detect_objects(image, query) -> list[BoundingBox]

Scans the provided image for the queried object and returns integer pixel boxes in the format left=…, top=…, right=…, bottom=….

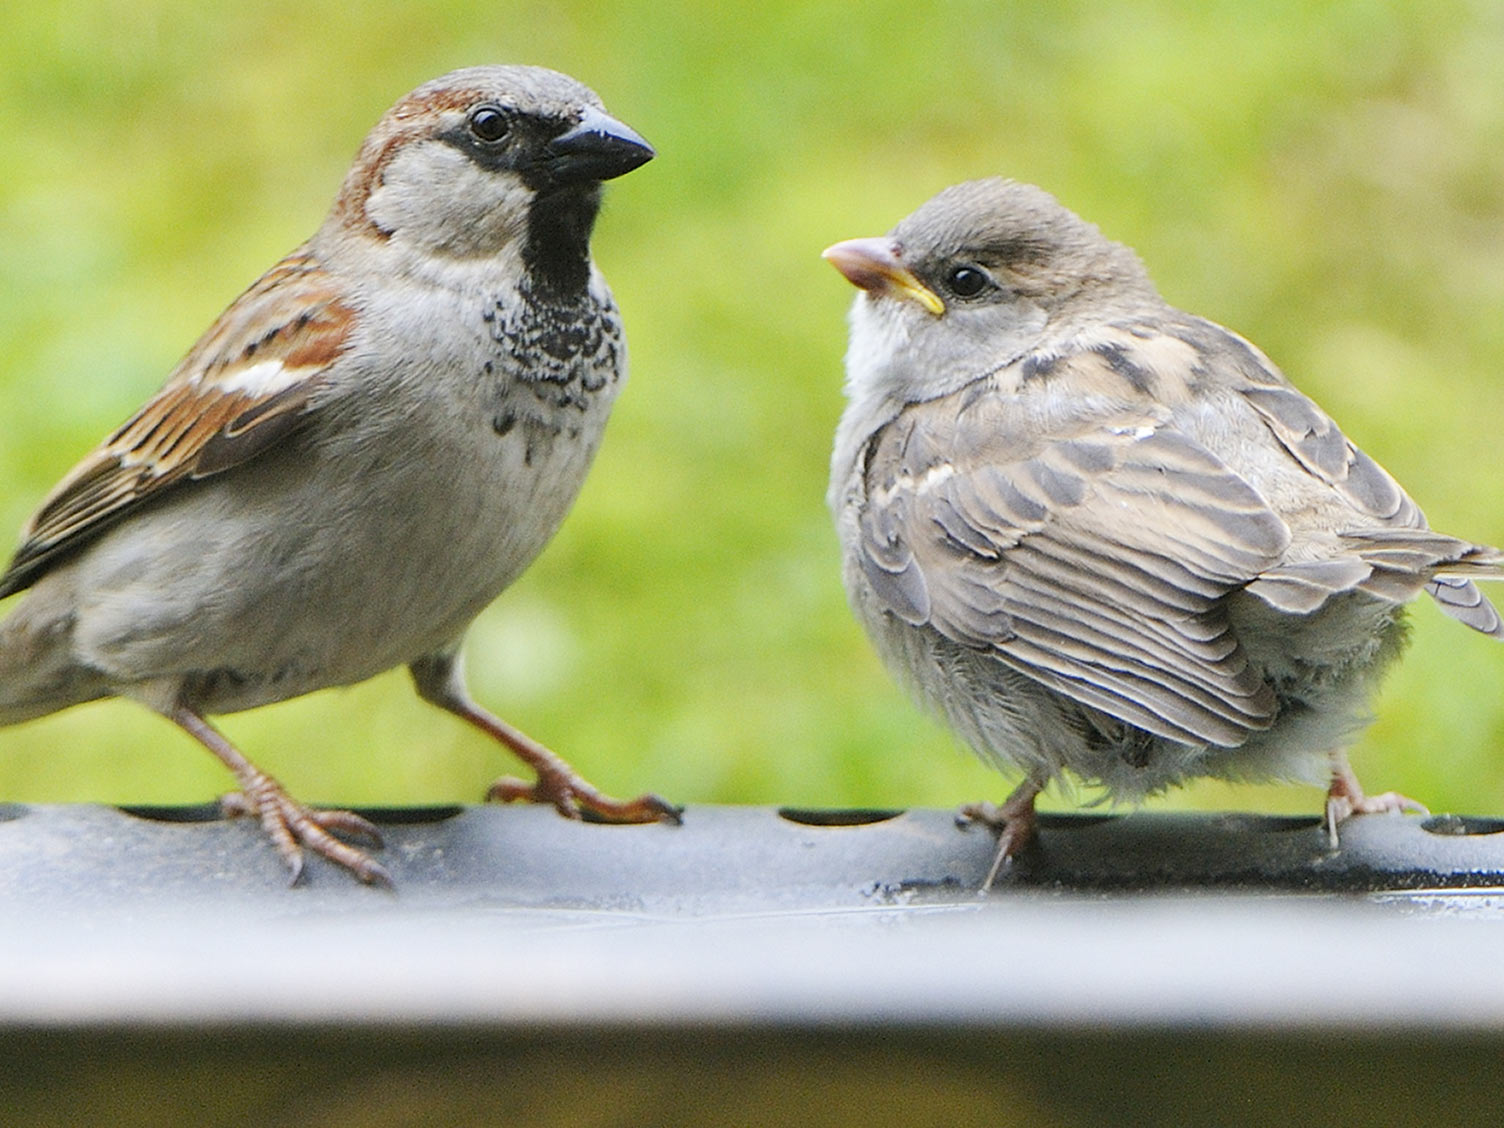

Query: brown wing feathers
left=0, top=249, right=352, bottom=598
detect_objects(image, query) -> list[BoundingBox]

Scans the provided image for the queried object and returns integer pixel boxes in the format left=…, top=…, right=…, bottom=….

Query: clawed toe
left=409, top=670, right=681, bottom=829
left=221, top=786, right=390, bottom=887
left=487, top=771, right=683, bottom=825
left=165, top=703, right=389, bottom=886
left=1324, top=759, right=1428, bottom=849
left=958, top=781, right=1042, bottom=892
left=957, top=799, right=1009, bottom=830
left=1324, top=789, right=1429, bottom=849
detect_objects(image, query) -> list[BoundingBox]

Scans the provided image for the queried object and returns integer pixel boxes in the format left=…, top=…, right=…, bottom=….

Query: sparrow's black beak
left=543, top=106, right=655, bottom=185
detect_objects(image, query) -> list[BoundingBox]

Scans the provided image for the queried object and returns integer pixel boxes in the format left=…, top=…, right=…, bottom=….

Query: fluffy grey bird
left=0, top=65, right=677, bottom=885
left=824, top=178, right=1503, bottom=884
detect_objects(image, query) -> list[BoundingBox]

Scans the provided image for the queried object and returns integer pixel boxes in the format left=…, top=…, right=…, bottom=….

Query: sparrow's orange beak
left=821, top=237, right=945, bottom=316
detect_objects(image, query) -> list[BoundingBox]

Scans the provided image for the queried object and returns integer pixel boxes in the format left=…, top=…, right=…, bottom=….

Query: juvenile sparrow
left=0, top=65, right=677, bottom=885
left=824, top=178, right=1503, bottom=884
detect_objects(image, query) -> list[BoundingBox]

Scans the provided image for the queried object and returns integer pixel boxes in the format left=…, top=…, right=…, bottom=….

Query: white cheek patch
left=367, top=141, right=533, bottom=256
left=366, top=142, right=466, bottom=234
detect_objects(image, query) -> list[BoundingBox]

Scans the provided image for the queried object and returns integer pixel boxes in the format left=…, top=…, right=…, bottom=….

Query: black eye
left=467, top=106, right=510, bottom=143
left=945, top=265, right=990, bottom=298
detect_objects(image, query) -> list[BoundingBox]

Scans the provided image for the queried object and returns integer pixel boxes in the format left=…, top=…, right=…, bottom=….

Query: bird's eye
left=467, top=106, right=511, bottom=143
left=945, top=266, right=990, bottom=298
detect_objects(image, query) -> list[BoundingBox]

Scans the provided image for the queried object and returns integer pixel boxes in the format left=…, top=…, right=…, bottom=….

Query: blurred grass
left=0, top=0, right=1502, bottom=818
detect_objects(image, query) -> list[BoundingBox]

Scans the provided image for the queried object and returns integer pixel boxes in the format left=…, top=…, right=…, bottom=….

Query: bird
left=0, top=64, right=679, bottom=886
left=823, top=177, right=1504, bottom=886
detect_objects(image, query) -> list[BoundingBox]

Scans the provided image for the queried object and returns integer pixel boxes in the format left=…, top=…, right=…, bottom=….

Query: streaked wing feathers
left=859, top=361, right=1292, bottom=747
left=1238, top=384, right=1421, bottom=525
left=1237, top=376, right=1504, bottom=633
left=0, top=247, right=353, bottom=597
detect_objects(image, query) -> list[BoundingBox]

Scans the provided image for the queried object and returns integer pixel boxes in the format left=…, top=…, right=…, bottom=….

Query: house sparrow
left=0, top=65, right=677, bottom=885
left=824, top=178, right=1504, bottom=886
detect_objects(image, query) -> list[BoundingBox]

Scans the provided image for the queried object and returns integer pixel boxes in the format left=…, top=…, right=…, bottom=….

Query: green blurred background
left=0, top=0, right=1502, bottom=819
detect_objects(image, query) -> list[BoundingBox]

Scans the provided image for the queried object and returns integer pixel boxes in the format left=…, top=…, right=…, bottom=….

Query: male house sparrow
left=825, top=178, right=1503, bottom=884
left=0, top=65, right=676, bottom=885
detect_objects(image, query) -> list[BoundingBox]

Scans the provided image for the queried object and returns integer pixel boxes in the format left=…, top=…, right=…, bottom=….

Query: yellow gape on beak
left=822, top=237, right=945, bottom=316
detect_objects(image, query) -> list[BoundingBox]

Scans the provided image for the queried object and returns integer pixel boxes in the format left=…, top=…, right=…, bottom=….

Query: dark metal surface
left=1, top=801, right=1504, bottom=1031
left=7, top=802, right=1504, bottom=1126
left=7, top=800, right=1504, bottom=902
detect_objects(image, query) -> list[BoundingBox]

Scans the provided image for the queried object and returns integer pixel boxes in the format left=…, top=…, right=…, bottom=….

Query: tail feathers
left=0, top=670, right=110, bottom=727
left=0, top=605, right=110, bottom=727
left=1427, top=576, right=1504, bottom=639
left=1245, top=528, right=1504, bottom=639
left=0, top=689, right=109, bottom=728
left=1354, top=529, right=1504, bottom=638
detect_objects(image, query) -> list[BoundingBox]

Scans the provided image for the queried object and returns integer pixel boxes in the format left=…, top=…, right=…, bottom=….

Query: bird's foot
left=1323, top=765, right=1427, bottom=849
left=487, top=764, right=682, bottom=825
left=957, top=780, right=1042, bottom=891
left=220, top=774, right=389, bottom=887
left=163, top=700, right=390, bottom=886
left=409, top=666, right=683, bottom=826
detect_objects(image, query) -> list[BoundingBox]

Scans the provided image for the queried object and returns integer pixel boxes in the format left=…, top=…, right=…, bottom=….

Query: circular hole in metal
left=777, top=807, right=905, bottom=827
left=350, top=805, right=465, bottom=826
left=116, top=803, right=226, bottom=823
left=1422, top=814, right=1504, bottom=837
left=118, top=803, right=467, bottom=826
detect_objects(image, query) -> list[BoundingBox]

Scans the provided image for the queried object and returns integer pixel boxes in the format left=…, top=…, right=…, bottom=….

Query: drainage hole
left=1422, top=814, right=1504, bottom=837
left=348, top=805, right=465, bottom=826
left=116, top=803, right=225, bottom=824
left=115, top=803, right=467, bottom=826
left=777, top=807, right=905, bottom=827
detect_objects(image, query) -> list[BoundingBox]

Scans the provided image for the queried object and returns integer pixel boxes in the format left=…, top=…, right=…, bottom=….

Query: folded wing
left=858, top=367, right=1290, bottom=748
left=0, top=247, right=354, bottom=598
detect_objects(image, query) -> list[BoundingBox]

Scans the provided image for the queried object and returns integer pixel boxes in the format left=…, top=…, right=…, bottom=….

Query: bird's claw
left=220, top=782, right=390, bottom=887
left=486, top=770, right=682, bottom=825
left=1323, top=784, right=1428, bottom=849
left=958, top=783, right=1041, bottom=892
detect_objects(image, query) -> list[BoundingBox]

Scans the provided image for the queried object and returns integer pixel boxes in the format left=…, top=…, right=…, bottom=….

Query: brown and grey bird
left=0, top=65, right=677, bottom=885
left=824, top=178, right=1503, bottom=884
